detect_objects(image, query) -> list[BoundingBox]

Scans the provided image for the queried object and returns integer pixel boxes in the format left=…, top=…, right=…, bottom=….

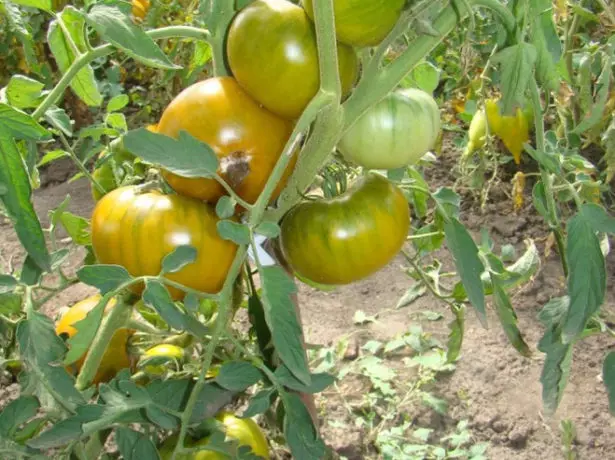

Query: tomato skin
left=132, top=0, right=150, bottom=20
left=141, top=344, right=185, bottom=375
left=280, top=173, right=409, bottom=285
left=157, top=77, right=297, bottom=205
left=339, top=89, right=441, bottom=170
left=91, top=187, right=238, bottom=299
left=159, top=413, right=268, bottom=459
left=227, top=0, right=359, bottom=119
left=55, top=295, right=132, bottom=384
left=302, top=0, right=405, bottom=48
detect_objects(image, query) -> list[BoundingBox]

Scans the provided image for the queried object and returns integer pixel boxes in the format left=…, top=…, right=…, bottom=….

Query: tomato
left=226, top=0, right=359, bottom=119
left=302, top=0, right=405, bottom=48
left=55, top=295, right=132, bottom=384
left=280, top=173, right=409, bottom=285
left=157, top=77, right=297, bottom=205
left=159, top=413, right=268, bottom=459
left=91, top=187, right=238, bottom=299
left=132, top=0, right=150, bottom=20
left=141, top=344, right=186, bottom=375
left=338, top=88, right=441, bottom=170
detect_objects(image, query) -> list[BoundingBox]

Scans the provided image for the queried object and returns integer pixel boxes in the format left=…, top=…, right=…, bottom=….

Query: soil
left=1, top=140, right=614, bottom=460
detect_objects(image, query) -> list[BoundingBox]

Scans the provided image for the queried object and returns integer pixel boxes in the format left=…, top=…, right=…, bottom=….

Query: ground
left=0, top=145, right=613, bottom=459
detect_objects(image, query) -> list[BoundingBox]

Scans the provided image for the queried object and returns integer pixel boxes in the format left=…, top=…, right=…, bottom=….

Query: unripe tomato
left=280, top=173, right=409, bottom=285
left=55, top=295, right=132, bottom=384
left=338, top=88, right=441, bottom=170
left=157, top=77, right=297, bottom=205
left=91, top=187, right=238, bottom=299
left=302, top=0, right=405, bottom=48
left=227, top=0, right=359, bottom=119
left=141, top=343, right=186, bottom=375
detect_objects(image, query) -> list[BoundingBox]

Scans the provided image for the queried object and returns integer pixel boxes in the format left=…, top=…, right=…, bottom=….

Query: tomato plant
left=338, top=88, right=441, bottom=169
left=226, top=0, right=359, bottom=119
left=0, top=0, right=614, bottom=459
left=280, top=173, right=410, bottom=285
left=91, top=186, right=238, bottom=298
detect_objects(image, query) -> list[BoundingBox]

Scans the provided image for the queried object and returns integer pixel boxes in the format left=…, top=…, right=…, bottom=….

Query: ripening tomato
left=55, top=295, right=132, bottom=384
left=91, top=187, right=238, bottom=299
left=132, top=0, right=150, bottom=20
left=227, top=0, right=359, bottom=119
left=140, top=343, right=186, bottom=376
left=280, top=173, right=409, bottom=285
left=157, top=77, right=297, bottom=205
left=302, top=0, right=405, bottom=48
left=338, top=88, right=441, bottom=170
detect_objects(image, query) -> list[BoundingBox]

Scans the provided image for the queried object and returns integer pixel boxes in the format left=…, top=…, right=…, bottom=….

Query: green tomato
left=280, top=173, right=410, bottom=285
left=338, top=88, right=441, bottom=170
left=302, top=0, right=406, bottom=48
left=227, top=0, right=359, bottom=119
left=141, top=343, right=186, bottom=376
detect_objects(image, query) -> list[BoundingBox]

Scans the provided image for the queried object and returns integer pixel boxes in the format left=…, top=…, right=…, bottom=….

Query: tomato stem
left=311, top=0, right=342, bottom=97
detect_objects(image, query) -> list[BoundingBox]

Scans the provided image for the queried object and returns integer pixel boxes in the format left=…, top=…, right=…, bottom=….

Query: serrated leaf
left=47, top=7, right=102, bottom=107
left=6, top=75, right=45, bottom=109
left=215, top=196, right=236, bottom=219
left=579, top=204, right=615, bottom=234
left=77, top=264, right=133, bottom=294
left=116, top=427, right=160, bottom=460
left=142, top=280, right=208, bottom=338
left=259, top=266, right=310, bottom=385
left=44, top=106, right=73, bottom=137
left=444, top=218, right=486, bottom=326
left=86, top=5, right=179, bottom=70
left=603, top=352, right=615, bottom=415
left=215, top=361, right=263, bottom=392
left=282, top=393, right=325, bottom=459
left=123, top=128, right=218, bottom=177
left=492, top=43, right=537, bottom=115
left=0, top=104, right=50, bottom=141
left=160, top=245, right=197, bottom=274
left=0, top=130, right=50, bottom=272
left=217, top=220, right=251, bottom=245
left=562, top=214, right=606, bottom=342
left=491, top=275, right=531, bottom=357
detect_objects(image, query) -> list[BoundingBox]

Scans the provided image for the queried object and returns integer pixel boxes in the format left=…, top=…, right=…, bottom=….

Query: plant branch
left=32, top=26, right=211, bottom=120
left=58, top=132, right=105, bottom=194
left=311, top=0, right=341, bottom=96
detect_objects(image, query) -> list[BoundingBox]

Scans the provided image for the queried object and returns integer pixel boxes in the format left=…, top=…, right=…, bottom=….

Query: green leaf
left=215, top=361, right=263, bottom=392
left=492, top=43, right=538, bottom=115
left=116, top=427, right=160, bottom=460
left=44, top=107, right=73, bottom=137
left=525, top=145, right=561, bottom=175
left=160, top=245, right=197, bottom=274
left=433, top=187, right=460, bottom=220
left=579, top=204, right=615, bottom=234
left=123, top=128, right=218, bottom=178
left=0, top=396, right=39, bottom=438
left=274, top=366, right=334, bottom=394
left=0, top=104, right=50, bottom=141
left=6, top=75, right=45, bottom=109
left=37, top=150, right=69, bottom=167
left=59, top=211, right=91, bottom=245
left=538, top=327, right=573, bottom=414
left=573, top=55, right=612, bottom=134
left=217, top=220, right=251, bottom=245
left=47, top=7, right=102, bottom=107
left=562, top=214, right=606, bottom=342
left=20, top=255, right=43, bottom=286
left=538, top=296, right=569, bottom=327
left=6, top=0, right=52, bottom=11
left=243, top=388, right=276, bottom=418
left=63, top=294, right=109, bottom=366
left=446, top=304, right=464, bottom=363
left=107, top=94, right=129, bottom=113
left=396, top=283, right=427, bottom=309
left=406, top=167, right=430, bottom=218
left=255, top=221, right=281, bottom=239
left=259, top=266, right=310, bottom=385
left=142, top=280, right=208, bottom=338
left=86, top=5, right=179, bottom=70
left=105, top=113, right=127, bottom=132
left=282, top=393, right=325, bottom=459
left=603, top=352, right=615, bottom=415
left=0, top=130, right=50, bottom=272
left=402, top=60, right=441, bottom=94
left=421, top=392, right=448, bottom=415
left=247, top=295, right=274, bottom=367
left=443, top=218, right=486, bottom=326
left=529, top=9, right=561, bottom=93
left=490, top=275, right=531, bottom=357
left=215, top=196, right=236, bottom=219
left=0, top=275, right=19, bottom=294
left=78, top=264, right=133, bottom=294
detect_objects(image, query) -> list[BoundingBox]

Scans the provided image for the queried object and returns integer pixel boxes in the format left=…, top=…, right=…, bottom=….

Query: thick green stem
left=170, top=245, right=247, bottom=460
left=207, top=0, right=234, bottom=76
left=32, top=26, right=211, bottom=120
left=529, top=78, right=569, bottom=277
left=58, top=132, right=105, bottom=194
left=75, top=298, right=133, bottom=390
left=311, top=0, right=341, bottom=96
